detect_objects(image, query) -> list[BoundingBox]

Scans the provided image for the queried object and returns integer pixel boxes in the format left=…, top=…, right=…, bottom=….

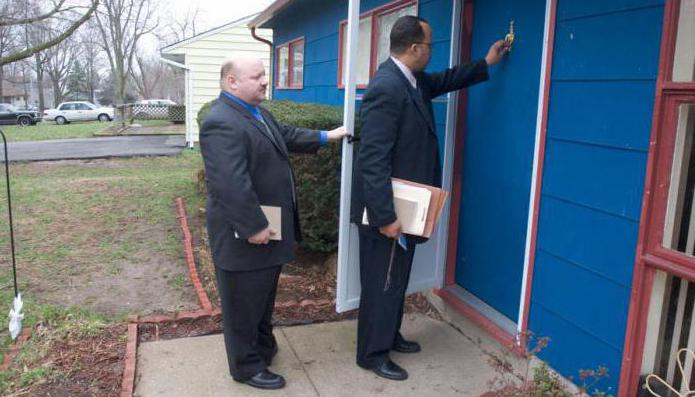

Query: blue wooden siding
left=270, top=0, right=455, bottom=149
left=529, top=0, right=663, bottom=392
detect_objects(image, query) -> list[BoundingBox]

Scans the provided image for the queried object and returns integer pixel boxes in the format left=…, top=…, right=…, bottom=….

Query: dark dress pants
left=215, top=265, right=281, bottom=381
left=356, top=227, right=416, bottom=368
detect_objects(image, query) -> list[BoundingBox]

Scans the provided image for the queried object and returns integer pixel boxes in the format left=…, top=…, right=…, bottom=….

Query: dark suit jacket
left=351, top=58, right=489, bottom=241
left=200, top=93, right=321, bottom=272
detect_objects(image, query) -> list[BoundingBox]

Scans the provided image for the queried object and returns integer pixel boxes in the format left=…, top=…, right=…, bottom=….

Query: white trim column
left=160, top=57, right=194, bottom=148
left=517, top=0, right=555, bottom=337
left=336, top=0, right=362, bottom=313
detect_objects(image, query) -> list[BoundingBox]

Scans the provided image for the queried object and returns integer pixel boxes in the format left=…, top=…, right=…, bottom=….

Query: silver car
left=43, top=101, right=114, bottom=124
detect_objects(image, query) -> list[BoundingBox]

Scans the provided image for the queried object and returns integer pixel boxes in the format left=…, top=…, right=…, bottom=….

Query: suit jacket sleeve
left=423, top=59, right=489, bottom=98
left=200, top=118, right=268, bottom=239
left=358, top=82, right=402, bottom=227
left=262, top=109, right=322, bottom=153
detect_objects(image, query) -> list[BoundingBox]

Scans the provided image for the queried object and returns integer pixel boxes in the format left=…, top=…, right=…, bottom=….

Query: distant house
left=0, top=81, right=28, bottom=107
left=250, top=0, right=695, bottom=395
left=160, top=14, right=272, bottom=145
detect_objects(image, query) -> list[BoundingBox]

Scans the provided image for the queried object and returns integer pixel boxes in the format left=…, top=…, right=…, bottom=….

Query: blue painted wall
left=266, top=0, right=666, bottom=393
left=528, top=0, right=663, bottom=392
left=268, top=0, right=455, bottom=151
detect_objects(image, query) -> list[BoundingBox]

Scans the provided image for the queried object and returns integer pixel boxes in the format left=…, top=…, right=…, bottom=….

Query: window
left=672, top=0, right=695, bottom=82
left=291, top=41, right=304, bottom=87
left=624, top=1, right=695, bottom=395
left=338, top=0, right=417, bottom=88
left=663, top=104, right=695, bottom=256
left=278, top=46, right=289, bottom=88
left=641, top=271, right=695, bottom=393
left=375, top=4, right=418, bottom=67
left=59, top=104, right=74, bottom=111
left=276, top=38, right=304, bottom=89
left=339, top=16, right=373, bottom=87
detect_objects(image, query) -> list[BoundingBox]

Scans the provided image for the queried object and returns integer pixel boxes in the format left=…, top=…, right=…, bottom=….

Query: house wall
left=0, top=95, right=26, bottom=107
left=528, top=0, right=664, bottom=392
left=271, top=0, right=457, bottom=151
left=163, top=25, right=272, bottom=139
left=268, top=0, right=668, bottom=392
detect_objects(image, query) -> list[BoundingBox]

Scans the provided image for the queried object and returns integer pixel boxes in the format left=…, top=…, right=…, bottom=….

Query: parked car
left=133, top=99, right=178, bottom=119
left=0, top=103, right=41, bottom=126
left=43, top=101, right=114, bottom=124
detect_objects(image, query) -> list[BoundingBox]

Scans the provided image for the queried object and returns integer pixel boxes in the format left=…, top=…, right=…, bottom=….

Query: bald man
left=200, top=57, right=346, bottom=390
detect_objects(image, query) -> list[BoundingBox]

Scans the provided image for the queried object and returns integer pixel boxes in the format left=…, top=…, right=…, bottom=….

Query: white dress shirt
left=390, top=56, right=417, bottom=89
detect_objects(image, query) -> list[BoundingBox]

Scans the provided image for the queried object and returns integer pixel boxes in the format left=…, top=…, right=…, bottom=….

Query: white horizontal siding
left=163, top=25, right=273, bottom=140
left=180, top=42, right=270, bottom=56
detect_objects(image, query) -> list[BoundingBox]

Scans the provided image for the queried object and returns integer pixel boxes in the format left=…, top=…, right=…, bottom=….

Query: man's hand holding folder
left=244, top=205, right=282, bottom=245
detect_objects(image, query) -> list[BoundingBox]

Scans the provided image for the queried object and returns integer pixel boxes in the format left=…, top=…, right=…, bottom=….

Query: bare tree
left=0, top=0, right=19, bottom=98
left=130, top=52, right=164, bottom=99
left=44, top=36, right=80, bottom=106
left=159, top=6, right=199, bottom=45
left=157, top=66, right=184, bottom=103
left=19, top=0, right=49, bottom=110
left=0, top=0, right=99, bottom=66
left=79, top=22, right=104, bottom=103
left=95, top=0, right=158, bottom=105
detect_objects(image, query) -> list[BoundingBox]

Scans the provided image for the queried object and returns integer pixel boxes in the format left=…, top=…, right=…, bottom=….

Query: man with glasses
left=351, top=15, right=509, bottom=380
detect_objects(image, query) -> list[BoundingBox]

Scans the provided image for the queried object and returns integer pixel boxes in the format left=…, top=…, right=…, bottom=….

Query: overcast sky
left=168, top=0, right=276, bottom=32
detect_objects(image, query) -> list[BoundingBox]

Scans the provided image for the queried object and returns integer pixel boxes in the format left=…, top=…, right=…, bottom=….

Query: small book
left=235, top=205, right=282, bottom=240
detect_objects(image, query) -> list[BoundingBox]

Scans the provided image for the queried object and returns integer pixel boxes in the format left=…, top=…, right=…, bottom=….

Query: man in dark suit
left=200, top=57, right=346, bottom=390
left=351, top=16, right=509, bottom=380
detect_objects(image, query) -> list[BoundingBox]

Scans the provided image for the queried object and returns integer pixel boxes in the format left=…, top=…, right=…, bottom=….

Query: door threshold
left=442, top=284, right=518, bottom=337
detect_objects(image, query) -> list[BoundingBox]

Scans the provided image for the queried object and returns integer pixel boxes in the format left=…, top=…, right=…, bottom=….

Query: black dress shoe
left=393, top=339, right=421, bottom=353
left=372, top=360, right=408, bottom=381
left=242, top=369, right=286, bottom=390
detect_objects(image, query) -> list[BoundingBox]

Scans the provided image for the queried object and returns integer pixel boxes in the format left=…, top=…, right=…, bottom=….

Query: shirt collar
left=390, top=56, right=417, bottom=89
left=221, top=91, right=262, bottom=120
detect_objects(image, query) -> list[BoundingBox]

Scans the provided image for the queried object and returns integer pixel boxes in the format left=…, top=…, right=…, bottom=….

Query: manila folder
left=234, top=205, right=282, bottom=240
left=261, top=205, right=282, bottom=241
left=362, top=180, right=432, bottom=236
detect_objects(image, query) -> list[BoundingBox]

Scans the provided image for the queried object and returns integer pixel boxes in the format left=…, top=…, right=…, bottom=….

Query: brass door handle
left=504, top=20, right=515, bottom=52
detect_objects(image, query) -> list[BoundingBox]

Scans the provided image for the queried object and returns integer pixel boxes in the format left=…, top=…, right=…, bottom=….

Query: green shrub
left=197, top=99, right=352, bottom=252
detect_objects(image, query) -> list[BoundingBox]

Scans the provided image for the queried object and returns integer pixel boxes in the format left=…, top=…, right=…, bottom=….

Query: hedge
left=197, top=99, right=351, bottom=252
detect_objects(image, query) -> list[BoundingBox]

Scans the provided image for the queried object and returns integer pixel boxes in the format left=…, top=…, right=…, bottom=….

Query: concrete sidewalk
left=135, top=313, right=521, bottom=397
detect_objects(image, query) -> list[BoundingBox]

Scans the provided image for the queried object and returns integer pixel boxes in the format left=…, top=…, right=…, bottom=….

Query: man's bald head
left=220, top=56, right=268, bottom=105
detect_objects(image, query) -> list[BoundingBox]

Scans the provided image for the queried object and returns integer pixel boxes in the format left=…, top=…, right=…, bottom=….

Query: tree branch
left=0, top=0, right=99, bottom=66
left=0, top=0, right=71, bottom=27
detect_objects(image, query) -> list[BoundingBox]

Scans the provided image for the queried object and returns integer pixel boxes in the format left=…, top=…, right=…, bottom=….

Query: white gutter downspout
left=161, top=57, right=195, bottom=149
left=336, top=0, right=361, bottom=313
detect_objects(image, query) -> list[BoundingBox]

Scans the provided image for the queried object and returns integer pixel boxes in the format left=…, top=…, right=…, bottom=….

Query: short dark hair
left=389, top=15, right=429, bottom=54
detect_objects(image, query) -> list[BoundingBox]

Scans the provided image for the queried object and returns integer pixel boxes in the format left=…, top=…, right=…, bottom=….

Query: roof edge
left=248, top=0, right=294, bottom=28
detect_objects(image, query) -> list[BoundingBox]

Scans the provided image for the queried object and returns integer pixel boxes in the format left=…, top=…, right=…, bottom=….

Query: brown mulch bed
left=2, top=324, right=127, bottom=397
left=139, top=315, right=223, bottom=343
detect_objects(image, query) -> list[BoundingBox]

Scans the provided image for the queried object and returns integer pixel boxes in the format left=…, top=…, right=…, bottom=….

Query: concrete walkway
left=135, top=313, right=521, bottom=397
left=0, top=135, right=185, bottom=162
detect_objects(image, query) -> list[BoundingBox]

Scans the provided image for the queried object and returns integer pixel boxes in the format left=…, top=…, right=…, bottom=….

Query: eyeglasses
left=414, top=42, right=433, bottom=50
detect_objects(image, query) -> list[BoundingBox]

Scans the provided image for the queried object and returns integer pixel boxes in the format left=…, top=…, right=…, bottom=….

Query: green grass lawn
left=0, top=149, right=205, bottom=393
left=0, top=121, right=113, bottom=142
